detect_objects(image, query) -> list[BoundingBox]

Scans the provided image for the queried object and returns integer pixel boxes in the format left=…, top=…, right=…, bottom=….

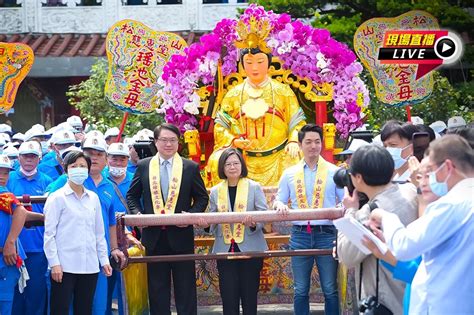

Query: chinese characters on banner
left=353, top=11, right=438, bottom=106
left=105, top=20, right=187, bottom=114
left=0, top=42, right=34, bottom=113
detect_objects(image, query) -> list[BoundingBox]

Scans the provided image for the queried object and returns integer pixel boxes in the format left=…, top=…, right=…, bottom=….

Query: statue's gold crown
left=234, top=16, right=272, bottom=53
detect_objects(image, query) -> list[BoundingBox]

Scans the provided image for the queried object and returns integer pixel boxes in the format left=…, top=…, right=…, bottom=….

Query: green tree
left=365, top=71, right=473, bottom=130
left=66, top=58, right=163, bottom=136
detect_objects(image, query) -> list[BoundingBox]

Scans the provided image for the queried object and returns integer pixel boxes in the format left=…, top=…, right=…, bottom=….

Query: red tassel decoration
left=16, top=255, right=22, bottom=268
left=231, top=238, right=235, bottom=253
left=306, top=221, right=311, bottom=234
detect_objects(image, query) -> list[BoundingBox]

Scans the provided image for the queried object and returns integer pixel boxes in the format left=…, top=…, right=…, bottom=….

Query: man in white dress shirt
left=370, top=134, right=474, bottom=314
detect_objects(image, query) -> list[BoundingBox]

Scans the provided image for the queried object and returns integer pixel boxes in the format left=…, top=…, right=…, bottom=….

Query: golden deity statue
left=207, top=18, right=306, bottom=187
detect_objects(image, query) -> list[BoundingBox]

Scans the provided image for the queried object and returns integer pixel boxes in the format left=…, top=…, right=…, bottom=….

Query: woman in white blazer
left=207, top=148, right=268, bottom=315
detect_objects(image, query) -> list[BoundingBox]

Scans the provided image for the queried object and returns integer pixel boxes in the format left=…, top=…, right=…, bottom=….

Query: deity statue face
left=242, top=52, right=269, bottom=86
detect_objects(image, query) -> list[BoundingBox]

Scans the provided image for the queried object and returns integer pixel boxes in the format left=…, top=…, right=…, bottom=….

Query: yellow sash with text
left=217, top=178, right=249, bottom=246
left=149, top=153, right=183, bottom=214
left=294, top=157, right=330, bottom=209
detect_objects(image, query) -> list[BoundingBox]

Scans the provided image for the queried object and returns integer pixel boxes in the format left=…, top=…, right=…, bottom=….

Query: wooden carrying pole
left=122, top=208, right=343, bottom=226
left=117, top=209, right=343, bottom=266
left=128, top=249, right=333, bottom=264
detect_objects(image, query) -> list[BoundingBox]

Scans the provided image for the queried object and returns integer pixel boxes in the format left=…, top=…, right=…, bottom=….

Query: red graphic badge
left=378, top=30, right=463, bottom=80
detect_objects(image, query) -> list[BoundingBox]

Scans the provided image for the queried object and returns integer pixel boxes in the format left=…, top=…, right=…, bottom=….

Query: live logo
left=378, top=47, right=438, bottom=61
left=393, top=48, right=426, bottom=59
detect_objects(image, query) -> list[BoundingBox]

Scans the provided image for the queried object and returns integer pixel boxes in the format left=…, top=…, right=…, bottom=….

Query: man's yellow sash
left=149, top=153, right=183, bottom=214
left=294, top=157, right=330, bottom=209
left=217, top=178, right=249, bottom=246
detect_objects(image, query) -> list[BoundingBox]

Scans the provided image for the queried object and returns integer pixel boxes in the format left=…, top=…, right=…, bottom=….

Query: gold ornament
left=234, top=16, right=272, bottom=53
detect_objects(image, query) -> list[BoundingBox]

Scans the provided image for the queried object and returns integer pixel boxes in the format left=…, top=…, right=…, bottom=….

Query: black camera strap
left=359, top=200, right=381, bottom=301
left=358, top=259, right=380, bottom=302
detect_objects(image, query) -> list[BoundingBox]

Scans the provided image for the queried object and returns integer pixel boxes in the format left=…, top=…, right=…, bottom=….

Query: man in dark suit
left=127, top=123, right=209, bottom=315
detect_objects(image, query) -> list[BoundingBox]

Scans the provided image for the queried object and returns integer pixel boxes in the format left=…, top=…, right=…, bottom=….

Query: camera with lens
left=358, top=296, right=378, bottom=314
left=133, top=140, right=157, bottom=160
left=333, top=167, right=369, bottom=208
left=333, top=167, right=355, bottom=195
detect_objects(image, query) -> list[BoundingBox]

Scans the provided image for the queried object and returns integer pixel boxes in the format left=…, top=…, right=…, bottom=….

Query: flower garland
left=160, top=4, right=369, bottom=137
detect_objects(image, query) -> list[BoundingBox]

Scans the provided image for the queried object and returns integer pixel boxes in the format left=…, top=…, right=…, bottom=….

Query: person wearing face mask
left=0, top=153, right=28, bottom=315
left=380, top=120, right=419, bottom=182
left=45, top=136, right=126, bottom=315
left=105, top=142, right=142, bottom=315
left=369, top=135, right=474, bottom=314
left=38, top=129, right=78, bottom=181
left=107, top=143, right=132, bottom=187
left=44, top=151, right=112, bottom=315
left=6, top=141, right=53, bottom=315
left=360, top=157, right=438, bottom=315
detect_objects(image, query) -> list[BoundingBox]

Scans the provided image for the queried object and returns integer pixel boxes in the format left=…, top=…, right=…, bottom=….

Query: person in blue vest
left=7, top=141, right=53, bottom=315
left=46, top=136, right=125, bottom=315
left=0, top=154, right=28, bottom=315
left=106, top=142, right=142, bottom=315
left=38, top=129, right=78, bottom=181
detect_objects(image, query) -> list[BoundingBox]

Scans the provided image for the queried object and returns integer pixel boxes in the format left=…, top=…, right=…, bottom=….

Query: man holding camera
left=369, top=135, right=474, bottom=314
left=337, top=145, right=418, bottom=314
left=274, top=124, right=343, bottom=315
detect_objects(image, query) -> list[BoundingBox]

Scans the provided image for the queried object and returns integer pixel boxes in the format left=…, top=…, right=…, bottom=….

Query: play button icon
left=442, top=43, right=452, bottom=53
left=436, top=38, right=455, bottom=58
left=434, top=33, right=463, bottom=64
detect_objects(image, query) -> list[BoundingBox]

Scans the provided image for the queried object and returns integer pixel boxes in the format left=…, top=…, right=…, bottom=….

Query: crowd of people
left=0, top=114, right=472, bottom=315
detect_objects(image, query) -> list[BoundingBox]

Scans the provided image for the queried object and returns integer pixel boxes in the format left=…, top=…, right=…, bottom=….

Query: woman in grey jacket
left=207, top=148, right=268, bottom=315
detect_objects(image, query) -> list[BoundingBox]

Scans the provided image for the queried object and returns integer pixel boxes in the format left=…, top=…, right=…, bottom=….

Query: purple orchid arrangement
left=160, top=4, right=369, bottom=137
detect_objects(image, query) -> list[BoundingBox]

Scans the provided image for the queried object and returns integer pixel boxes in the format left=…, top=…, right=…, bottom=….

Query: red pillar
left=315, top=101, right=328, bottom=126
left=315, top=101, right=334, bottom=163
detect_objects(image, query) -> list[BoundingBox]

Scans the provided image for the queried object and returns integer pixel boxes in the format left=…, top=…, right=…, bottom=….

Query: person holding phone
left=44, top=151, right=112, bottom=315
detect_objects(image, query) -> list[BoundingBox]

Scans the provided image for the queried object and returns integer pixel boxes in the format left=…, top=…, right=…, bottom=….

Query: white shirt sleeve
left=382, top=201, right=470, bottom=261
left=94, top=194, right=110, bottom=267
left=43, top=193, right=61, bottom=267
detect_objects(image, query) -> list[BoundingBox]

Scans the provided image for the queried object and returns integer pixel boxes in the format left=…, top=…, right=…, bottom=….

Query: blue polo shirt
left=107, top=171, right=133, bottom=214
left=0, top=186, right=26, bottom=269
left=127, top=161, right=137, bottom=175
left=11, top=159, right=19, bottom=171
left=38, top=156, right=63, bottom=181
left=40, top=151, right=55, bottom=164
left=46, top=174, right=118, bottom=249
left=7, top=170, right=53, bottom=252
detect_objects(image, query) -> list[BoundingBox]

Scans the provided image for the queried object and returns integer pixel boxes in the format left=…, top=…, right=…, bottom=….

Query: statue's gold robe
left=207, top=79, right=306, bottom=187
